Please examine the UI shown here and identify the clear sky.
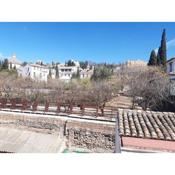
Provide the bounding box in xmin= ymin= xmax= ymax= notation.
xmin=0 ymin=22 xmax=175 ymax=64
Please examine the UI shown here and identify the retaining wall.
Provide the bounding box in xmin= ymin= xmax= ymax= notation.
xmin=0 ymin=111 xmax=115 ymax=153
xmin=66 ymin=121 xmax=115 ymax=153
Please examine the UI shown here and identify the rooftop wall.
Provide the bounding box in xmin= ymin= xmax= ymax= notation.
xmin=0 ymin=111 xmax=115 ymax=153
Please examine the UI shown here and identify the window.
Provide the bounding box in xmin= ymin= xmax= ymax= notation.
xmin=33 ymin=72 xmax=36 ymax=78
xmin=169 ymin=62 xmax=173 ymax=72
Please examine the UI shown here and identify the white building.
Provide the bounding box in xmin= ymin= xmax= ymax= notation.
xmin=18 ymin=63 xmax=50 ymax=82
xmin=8 ymin=54 xmax=22 ymax=70
xmin=79 ymin=66 xmax=93 ymax=79
xmin=124 ymin=60 xmax=147 ymax=68
xmin=17 ymin=59 xmax=93 ymax=82
xmin=166 ymin=58 xmax=175 ymax=96
xmin=50 ymin=68 xmax=56 ymax=79
xmin=58 ymin=65 xmax=78 ymax=81
xmin=167 ymin=57 xmax=175 ymax=79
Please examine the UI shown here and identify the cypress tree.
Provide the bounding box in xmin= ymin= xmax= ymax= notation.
xmin=49 ymin=69 xmax=52 ymax=77
xmin=157 ymin=47 xmax=162 ymax=65
xmin=159 ymin=29 xmax=167 ymax=66
xmin=10 ymin=62 xmax=12 ymax=69
xmin=55 ymin=66 xmax=59 ymax=78
xmin=2 ymin=59 xmax=8 ymax=69
xmin=148 ymin=50 xmax=157 ymax=66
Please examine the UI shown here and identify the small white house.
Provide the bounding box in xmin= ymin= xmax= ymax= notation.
xmin=80 ymin=68 xmax=93 ymax=79
xmin=58 ymin=65 xmax=78 ymax=81
xmin=167 ymin=58 xmax=175 ymax=78
xmin=18 ymin=63 xmax=50 ymax=82
xmin=167 ymin=58 xmax=175 ymax=96
xmin=50 ymin=69 xmax=56 ymax=79
xmin=8 ymin=54 xmax=22 ymax=70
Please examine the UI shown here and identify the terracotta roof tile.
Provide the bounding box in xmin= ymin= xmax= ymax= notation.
xmin=118 ymin=109 xmax=175 ymax=141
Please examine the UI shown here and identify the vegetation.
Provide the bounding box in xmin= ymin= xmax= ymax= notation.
xmin=22 ymin=62 xmax=28 ymax=66
xmin=0 ymin=70 xmax=120 ymax=109
xmin=148 ymin=50 xmax=157 ymax=66
xmin=66 ymin=60 xmax=75 ymax=66
xmin=116 ymin=65 xmax=171 ymax=111
xmin=148 ymin=29 xmax=167 ymax=68
xmin=71 ymin=67 xmax=80 ymax=79
xmin=79 ymin=61 xmax=88 ymax=69
xmin=158 ymin=29 xmax=167 ymax=67
xmin=55 ymin=66 xmax=59 ymax=78
xmin=0 ymin=59 xmax=9 ymax=70
xmin=91 ymin=64 xmax=114 ymax=81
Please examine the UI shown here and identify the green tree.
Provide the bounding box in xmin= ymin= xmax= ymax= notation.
xmin=80 ymin=61 xmax=88 ymax=69
xmin=49 ymin=69 xmax=52 ymax=77
xmin=148 ymin=50 xmax=157 ymax=66
xmin=71 ymin=67 xmax=80 ymax=79
xmin=158 ymin=29 xmax=167 ymax=66
xmin=2 ymin=59 xmax=8 ymax=69
xmin=22 ymin=62 xmax=28 ymax=66
xmin=55 ymin=66 xmax=59 ymax=78
xmin=157 ymin=47 xmax=162 ymax=65
xmin=91 ymin=65 xmax=113 ymax=81
xmin=10 ymin=62 xmax=12 ymax=69
xmin=67 ymin=60 xmax=75 ymax=66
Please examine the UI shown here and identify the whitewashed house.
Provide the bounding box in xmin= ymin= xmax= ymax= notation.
xmin=58 ymin=65 xmax=78 ymax=81
xmin=166 ymin=58 xmax=175 ymax=96
xmin=79 ymin=65 xmax=94 ymax=79
xmin=17 ymin=59 xmax=93 ymax=82
xmin=167 ymin=58 xmax=175 ymax=80
xmin=8 ymin=54 xmax=22 ymax=70
xmin=18 ymin=63 xmax=50 ymax=82
xmin=50 ymin=68 xmax=56 ymax=79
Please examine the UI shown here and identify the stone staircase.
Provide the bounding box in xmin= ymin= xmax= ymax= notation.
xmin=107 ymin=95 xmax=142 ymax=110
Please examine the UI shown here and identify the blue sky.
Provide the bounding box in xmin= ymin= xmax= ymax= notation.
xmin=0 ymin=22 xmax=175 ymax=64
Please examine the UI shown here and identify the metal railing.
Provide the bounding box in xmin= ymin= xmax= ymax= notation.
xmin=0 ymin=98 xmax=117 ymax=119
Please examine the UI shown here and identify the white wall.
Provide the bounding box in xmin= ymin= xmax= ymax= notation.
xmin=167 ymin=61 xmax=175 ymax=74
xmin=18 ymin=64 xmax=49 ymax=82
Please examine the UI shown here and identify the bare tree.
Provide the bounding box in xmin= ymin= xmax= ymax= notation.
xmin=125 ymin=66 xmax=170 ymax=110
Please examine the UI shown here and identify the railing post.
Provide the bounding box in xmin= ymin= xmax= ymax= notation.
xmin=45 ymin=101 xmax=49 ymax=112
xmin=115 ymin=113 xmax=121 ymax=153
xmin=57 ymin=102 xmax=60 ymax=113
xmin=32 ymin=101 xmax=38 ymax=111
xmin=22 ymin=99 xmax=28 ymax=110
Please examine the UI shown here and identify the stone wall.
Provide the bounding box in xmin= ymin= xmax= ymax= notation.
xmin=0 ymin=113 xmax=65 ymax=135
xmin=0 ymin=112 xmax=115 ymax=153
xmin=66 ymin=120 xmax=115 ymax=153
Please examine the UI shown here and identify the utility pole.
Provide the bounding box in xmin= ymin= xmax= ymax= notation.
xmin=115 ymin=114 xmax=121 ymax=153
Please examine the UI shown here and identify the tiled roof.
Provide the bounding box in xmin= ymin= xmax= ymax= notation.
xmin=118 ymin=109 xmax=175 ymax=141
xmin=167 ymin=57 xmax=175 ymax=63
xmin=30 ymin=64 xmax=48 ymax=69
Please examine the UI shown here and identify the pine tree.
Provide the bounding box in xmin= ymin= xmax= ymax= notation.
xmin=148 ymin=50 xmax=157 ymax=66
xmin=159 ymin=29 xmax=167 ymax=66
